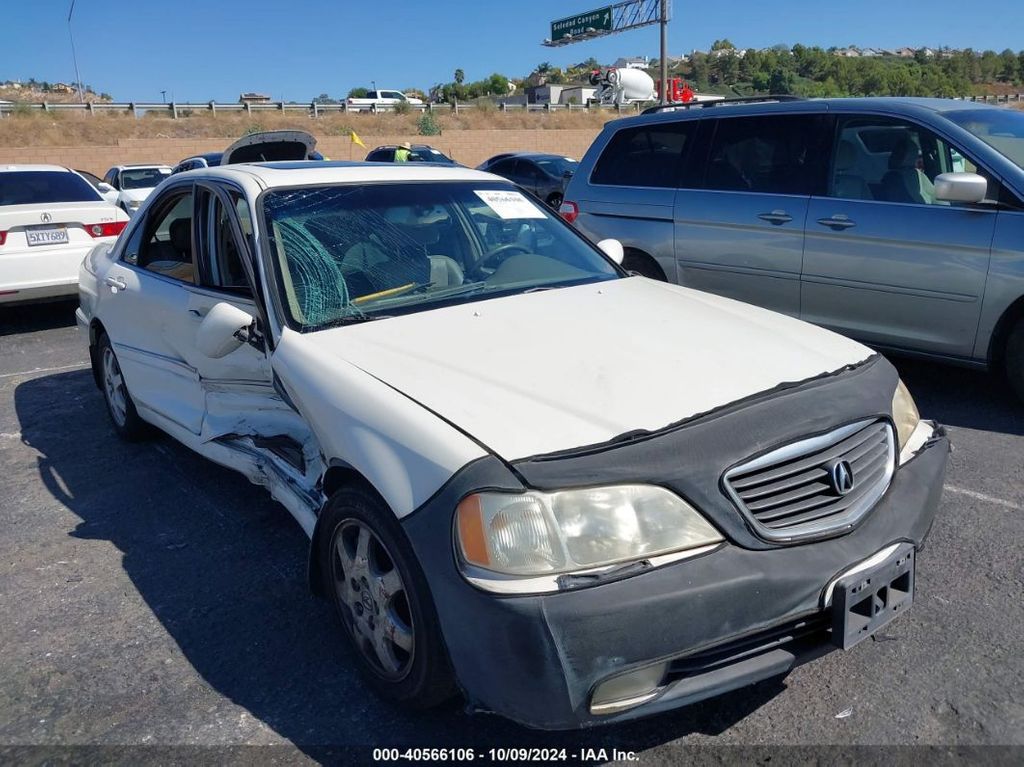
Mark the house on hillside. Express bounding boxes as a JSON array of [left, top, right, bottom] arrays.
[[239, 92, 271, 104], [51, 83, 75, 94], [835, 47, 862, 58], [896, 47, 917, 58], [614, 56, 649, 70]]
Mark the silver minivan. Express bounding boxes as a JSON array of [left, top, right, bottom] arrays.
[[562, 97, 1024, 399]]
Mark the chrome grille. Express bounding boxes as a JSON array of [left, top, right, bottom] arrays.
[[724, 420, 895, 542]]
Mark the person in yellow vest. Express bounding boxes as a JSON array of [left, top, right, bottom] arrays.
[[395, 142, 413, 162]]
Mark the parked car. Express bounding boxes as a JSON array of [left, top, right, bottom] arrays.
[[365, 144, 457, 165], [102, 164, 173, 214], [76, 169, 119, 204], [478, 152, 578, 208], [78, 161, 948, 729], [562, 96, 1024, 399], [171, 152, 224, 174], [171, 131, 324, 174], [346, 90, 424, 112], [0, 165, 127, 305]]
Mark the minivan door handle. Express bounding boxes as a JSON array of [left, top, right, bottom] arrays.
[[757, 210, 793, 225], [817, 214, 856, 230], [104, 276, 127, 291]]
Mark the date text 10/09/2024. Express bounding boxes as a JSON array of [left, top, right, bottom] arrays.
[[372, 748, 641, 762]]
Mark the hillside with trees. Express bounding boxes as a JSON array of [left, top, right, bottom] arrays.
[[669, 41, 1024, 98]]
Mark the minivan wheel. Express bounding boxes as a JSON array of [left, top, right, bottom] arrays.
[[319, 486, 456, 708], [1006, 319, 1024, 402], [97, 333, 150, 441]]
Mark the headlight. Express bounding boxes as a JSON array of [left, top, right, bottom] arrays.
[[456, 485, 723, 579], [891, 378, 921, 453]]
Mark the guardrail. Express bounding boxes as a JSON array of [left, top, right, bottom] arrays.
[[2, 93, 1019, 119], [0, 100, 643, 118]]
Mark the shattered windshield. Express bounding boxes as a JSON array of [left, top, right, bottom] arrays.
[[261, 181, 619, 331]]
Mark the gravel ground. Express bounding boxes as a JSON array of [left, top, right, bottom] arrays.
[[0, 300, 1021, 764]]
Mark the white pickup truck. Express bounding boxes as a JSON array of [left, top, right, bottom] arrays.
[[346, 90, 424, 111]]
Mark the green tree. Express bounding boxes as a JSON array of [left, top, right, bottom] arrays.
[[711, 38, 736, 51], [999, 49, 1019, 82], [454, 68, 465, 85], [768, 68, 795, 94], [347, 87, 369, 99]]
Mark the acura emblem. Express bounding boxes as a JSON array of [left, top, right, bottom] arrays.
[[40, 212, 52, 223], [828, 460, 855, 496]]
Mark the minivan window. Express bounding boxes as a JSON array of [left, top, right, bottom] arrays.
[[945, 108, 1024, 173], [705, 115, 820, 195], [590, 122, 695, 188], [830, 116, 990, 206]]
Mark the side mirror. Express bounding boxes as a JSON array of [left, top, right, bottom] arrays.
[[597, 238, 625, 265], [934, 172, 987, 204], [196, 302, 254, 359], [97, 182, 115, 193]]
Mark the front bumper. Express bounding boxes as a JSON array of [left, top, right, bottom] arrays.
[[404, 430, 948, 729]]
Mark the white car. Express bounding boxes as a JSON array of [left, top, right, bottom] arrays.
[[77, 161, 949, 729], [101, 164, 173, 214], [0, 165, 128, 305]]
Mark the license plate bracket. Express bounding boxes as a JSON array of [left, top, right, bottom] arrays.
[[26, 225, 69, 247], [831, 543, 915, 650]]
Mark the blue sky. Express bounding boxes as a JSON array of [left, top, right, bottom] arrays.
[[1, 0, 1019, 101]]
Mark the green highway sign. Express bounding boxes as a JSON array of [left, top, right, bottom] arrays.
[[550, 6, 613, 42]]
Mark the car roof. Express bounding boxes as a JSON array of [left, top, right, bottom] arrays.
[[116, 164, 172, 170], [178, 161, 502, 188], [0, 164, 72, 173], [369, 144, 437, 150], [613, 96, 1004, 129]]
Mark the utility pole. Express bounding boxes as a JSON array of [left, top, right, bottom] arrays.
[[660, 0, 669, 104], [161, 90, 167, 103], [67, 0, 84, 103]]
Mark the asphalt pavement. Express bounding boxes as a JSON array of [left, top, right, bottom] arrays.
[[0, 299, 1021, 763]]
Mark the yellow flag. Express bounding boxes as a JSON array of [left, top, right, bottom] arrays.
[[350, 131, 366, 149]]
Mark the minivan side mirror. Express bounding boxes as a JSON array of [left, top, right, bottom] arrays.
[[597, 238, 625, 265], [197, 302, 255, 358], [934, 172, 987, 204], [97, 182, 115, 193]]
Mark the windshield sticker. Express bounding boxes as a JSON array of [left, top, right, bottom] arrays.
[[474, 190, 546, 220]]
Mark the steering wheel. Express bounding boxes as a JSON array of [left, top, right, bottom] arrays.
[[471, 243, 532, 278]]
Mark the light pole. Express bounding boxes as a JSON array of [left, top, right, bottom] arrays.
[[67, 0, 84, 103], [660, 0, 669, 104], [161, 90, 167, 103], [371, 80, 377, 93]]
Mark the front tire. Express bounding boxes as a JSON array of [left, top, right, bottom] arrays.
[[1006, 318, 1024, 402], [97, 332, 150, 441], [318, 486, 456, 708]]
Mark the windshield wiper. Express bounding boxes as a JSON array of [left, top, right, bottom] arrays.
[[311, 313, 394, 330]]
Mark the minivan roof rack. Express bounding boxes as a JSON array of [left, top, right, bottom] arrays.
[[641, 95, 806, 115]]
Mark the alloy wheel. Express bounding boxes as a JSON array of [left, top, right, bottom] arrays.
[[332, 520, 415, 680], [102, 346, 128, 427]]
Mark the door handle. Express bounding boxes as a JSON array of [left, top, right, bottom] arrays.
[[817, 215, 856, 230], [104, 276, 127, 291], [757, 210, 793, 225]]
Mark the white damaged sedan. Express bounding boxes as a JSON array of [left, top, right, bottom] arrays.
[[78, 161, 949, 729]]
